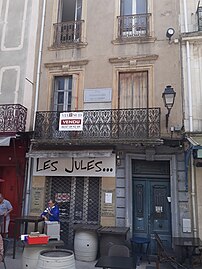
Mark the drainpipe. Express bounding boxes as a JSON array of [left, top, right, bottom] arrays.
[[183, 0, 197, 237], [33, 0, 46, 129], [24, 0, 47, 215], [23, 145, 33, 215], [183, 0, 193, 131]]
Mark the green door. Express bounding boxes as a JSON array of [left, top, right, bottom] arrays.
[[132, 178, 171, 254]]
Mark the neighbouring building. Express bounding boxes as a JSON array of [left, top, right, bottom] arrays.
[[25, 0, 189, 253], [180, 0, 202, 240], [0, 0, 41, 236]]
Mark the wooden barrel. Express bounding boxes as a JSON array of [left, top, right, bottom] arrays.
[[74, 230, 98, 261], [22, 246, 55, 269], [37, 249, 76, 269]]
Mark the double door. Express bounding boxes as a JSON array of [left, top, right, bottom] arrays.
[[133, 178, 172, 253]]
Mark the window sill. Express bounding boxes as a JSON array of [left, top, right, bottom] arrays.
[[112, 36, 156, 45], [49, 42, 88, 50]]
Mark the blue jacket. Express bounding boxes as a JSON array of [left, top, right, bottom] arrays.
[[41, 205, 60, 221]]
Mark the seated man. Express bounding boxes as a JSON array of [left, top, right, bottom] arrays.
[[41, 199, 59, 222]]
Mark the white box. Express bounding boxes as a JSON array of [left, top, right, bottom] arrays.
[[44, 221, 60, 240]]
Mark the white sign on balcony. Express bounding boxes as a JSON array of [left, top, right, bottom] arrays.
[[84, 88, 112, 103], [59, 112, 83, 131], [33, 155, 116, 177]]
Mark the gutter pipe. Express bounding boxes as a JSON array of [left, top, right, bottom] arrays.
[[24, 0, 47, 215], [183, 0, 197, 238]]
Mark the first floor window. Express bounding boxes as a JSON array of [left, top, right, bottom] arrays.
[[53, 76, 73, 111], [119, 71, 148, 109], [120, 0, 148, 37]]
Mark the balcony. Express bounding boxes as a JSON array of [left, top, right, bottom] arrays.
[[34, 108, 161, 145], [53, 20, 84, 47], [0, 104, 27, 134], [117, 13, 151, 39]]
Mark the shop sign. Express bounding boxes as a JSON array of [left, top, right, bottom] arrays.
[[59, 112, 83, 131], [33, 155, 116, 177], [101, 189, 115, 217], [30, 187, 45, 214]]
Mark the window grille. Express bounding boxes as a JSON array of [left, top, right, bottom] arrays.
[[197, 5, 202, 31], [45, 176, 101, 247]]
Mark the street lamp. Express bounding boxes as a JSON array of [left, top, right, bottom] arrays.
[[162, 85, 176, 129]]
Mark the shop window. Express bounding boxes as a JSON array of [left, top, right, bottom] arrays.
[[46, 176, 101, 247]]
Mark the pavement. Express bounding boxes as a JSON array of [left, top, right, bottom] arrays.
[[1, 239, 202, 269], [1, 239, 155, 269]]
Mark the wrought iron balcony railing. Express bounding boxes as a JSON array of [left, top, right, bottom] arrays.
[[0, 104, 27, 133], [197, 6, 202, 31], [34, 108, 160, 144], [117, 13, 151, 39], [53, 20, 84, 46]]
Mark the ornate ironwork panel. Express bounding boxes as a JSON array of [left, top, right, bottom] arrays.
[[152, 185, 167, 220], [135, 184, 144, 218], [45, 176, 101, 248], [53, 20, 84, 46], [0, 104, 27, 133], [132, 160, 170, 176], [34, 108, 160, 143], [117, 13, 151, 38]]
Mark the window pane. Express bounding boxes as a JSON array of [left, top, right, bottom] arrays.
[[61, 0, 82, 21], [58, 92, 64, 104], [58, 78, 64, 91], [136, 0, 147, 14], [121, 0, 132, 15], [57, 104, 64, 112], [62, 0, 76, 21], [76, 0, 82, 20], [121, 0, 147, 15], [69, 77, 73, 90]]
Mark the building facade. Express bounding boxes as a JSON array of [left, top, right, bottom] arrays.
[[180, 0, 202, 240], [25, 0, 190, 252], [0, 0, 41, 235]]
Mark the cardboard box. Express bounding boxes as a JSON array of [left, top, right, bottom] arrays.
[[27, 234, 49, 245]]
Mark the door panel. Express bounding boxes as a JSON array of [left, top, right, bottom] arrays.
[[150, 182, 171, 234], [133, 179, 171, 254], [133, 181, 148, 234]]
